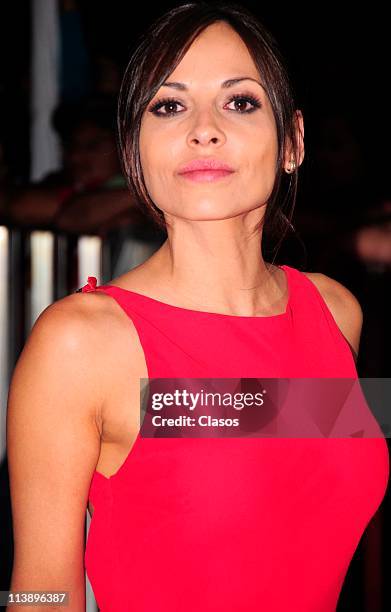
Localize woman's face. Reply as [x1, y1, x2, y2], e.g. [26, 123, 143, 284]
[139, 21, 279, 222]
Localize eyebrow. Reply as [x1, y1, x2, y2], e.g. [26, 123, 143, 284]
[162, 77, 264, 91]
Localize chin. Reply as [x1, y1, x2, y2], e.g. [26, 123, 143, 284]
[184, 199, 236, 217]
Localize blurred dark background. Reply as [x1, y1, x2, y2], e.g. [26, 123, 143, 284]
[0, 1, 390, 610]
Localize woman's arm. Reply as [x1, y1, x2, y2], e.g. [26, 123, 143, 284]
[6, 294, 107, 611]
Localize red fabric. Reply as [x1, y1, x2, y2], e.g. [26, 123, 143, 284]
[81, 265, 389, 611]
[81, 276, 98, 292]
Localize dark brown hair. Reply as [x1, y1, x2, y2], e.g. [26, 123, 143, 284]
[117, 1, 303, 257]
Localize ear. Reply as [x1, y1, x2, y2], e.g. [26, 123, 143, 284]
[283, 109, 305, 173]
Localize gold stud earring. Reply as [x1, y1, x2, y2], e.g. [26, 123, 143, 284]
[285, 159, 296, 174]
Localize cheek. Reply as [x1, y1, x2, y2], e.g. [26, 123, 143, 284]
[241, 130, 278, 201]
[140, 121, 165, 164]
[140, 125, 177, 190]
[244, 131, 278, 178]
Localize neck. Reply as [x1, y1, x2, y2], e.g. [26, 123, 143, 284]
[140, 222, 285, 317]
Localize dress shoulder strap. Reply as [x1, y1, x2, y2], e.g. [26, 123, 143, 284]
[285, 265, 359, 367]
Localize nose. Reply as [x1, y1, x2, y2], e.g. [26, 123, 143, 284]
[187, 109, 226, 148]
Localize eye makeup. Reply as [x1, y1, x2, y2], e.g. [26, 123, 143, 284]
[148, 92, 262, 117]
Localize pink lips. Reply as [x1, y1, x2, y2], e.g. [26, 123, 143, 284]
[177, 158, 235, 183]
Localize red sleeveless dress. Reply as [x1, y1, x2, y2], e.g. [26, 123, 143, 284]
[79, 264, 389, 611]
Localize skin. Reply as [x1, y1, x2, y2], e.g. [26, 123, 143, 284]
[6, 21, 362, 611]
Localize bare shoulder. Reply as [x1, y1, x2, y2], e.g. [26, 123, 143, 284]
[22, 289, 142, 411]
[31, 289, 119, 354]
[35, 288, 139, 345]
[14, 292, 117, 419]
[302, 271, 363, 360]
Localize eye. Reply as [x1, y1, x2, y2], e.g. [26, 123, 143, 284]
[149, 97, 185, 117]
[225, 94, 262, 114]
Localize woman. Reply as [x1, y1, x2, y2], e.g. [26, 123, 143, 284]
[7, 2, 389, 611]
